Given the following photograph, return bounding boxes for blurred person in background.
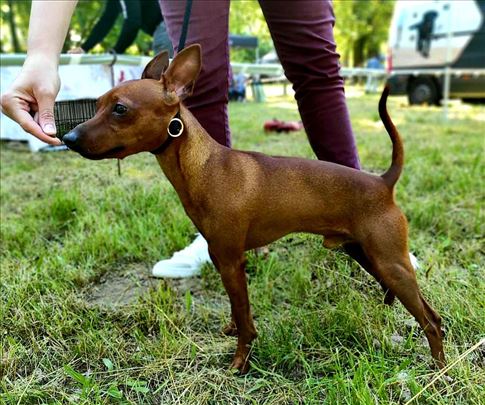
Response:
[69,0,173,56]
[365,54,384,94]
[229,71,247,102]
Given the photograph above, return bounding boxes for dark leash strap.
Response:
[151,0,192,156]
[108,50,123,176]
[178,0,193,51]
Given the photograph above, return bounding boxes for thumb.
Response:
[37,92,57,136]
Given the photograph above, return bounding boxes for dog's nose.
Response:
[62,130,80,149]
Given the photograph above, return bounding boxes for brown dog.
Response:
[62,44,445,374]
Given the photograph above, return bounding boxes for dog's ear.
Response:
[162,44,201,100]
[141,51,169,80]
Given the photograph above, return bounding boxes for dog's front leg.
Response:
[209,247,257,374]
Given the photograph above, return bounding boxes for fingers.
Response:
[21,109,61,145]
[1,65,62,145]
[36,91,57,136]
[1,91,62,145]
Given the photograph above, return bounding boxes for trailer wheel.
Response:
[408,78,440,106]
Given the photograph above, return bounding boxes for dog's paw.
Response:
[229,355,250,375]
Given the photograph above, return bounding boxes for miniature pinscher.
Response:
[62,44,445,374]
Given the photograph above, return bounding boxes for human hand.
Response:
[68,47,85,54]
[0,55,62,145]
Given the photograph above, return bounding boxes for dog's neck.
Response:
[154,104,224,207]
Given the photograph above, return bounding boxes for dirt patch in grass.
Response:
[84,263,206,309]
[84,264,157,309]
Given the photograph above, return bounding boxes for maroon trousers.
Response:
[160,0,360,169]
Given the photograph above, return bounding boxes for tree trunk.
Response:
[353,36,367,67]
[7,0,21,53]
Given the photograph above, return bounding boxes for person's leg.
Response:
[154,0,230,278]
[159,0,231,147]
[259,0,360,169]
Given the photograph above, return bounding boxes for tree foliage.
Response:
[229,1,272,62]
[0,0,394,65]
[334,0,395,66]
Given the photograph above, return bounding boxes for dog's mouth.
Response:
[77,145,126,160]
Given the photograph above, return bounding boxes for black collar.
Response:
[150,111,181,155]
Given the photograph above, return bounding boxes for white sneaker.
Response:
[409,252,420,270]
[152,234,211,278]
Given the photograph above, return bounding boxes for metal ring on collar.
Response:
[168,117,184,137]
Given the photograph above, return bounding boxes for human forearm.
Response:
[0,1,78,143]
[27,1,78,62]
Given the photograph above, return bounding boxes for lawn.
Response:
[1,87,484,404]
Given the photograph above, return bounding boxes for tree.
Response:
[0,0,30,53]
[6,0,20,52]
[333,0,395,67]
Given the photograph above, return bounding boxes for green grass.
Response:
[1,88,484,404]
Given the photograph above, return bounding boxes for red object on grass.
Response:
[264,119,304,133]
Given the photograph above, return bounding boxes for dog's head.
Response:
[62,44,202,159]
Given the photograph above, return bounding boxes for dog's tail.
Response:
[380,85,403,189]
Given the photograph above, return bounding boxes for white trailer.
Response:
[387,0,485,105]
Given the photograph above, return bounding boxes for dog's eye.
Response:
[113,103,128,115]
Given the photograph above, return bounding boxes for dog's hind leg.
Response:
[375,259,444,368]
[344,242,396,305]
[360,224,445,368]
